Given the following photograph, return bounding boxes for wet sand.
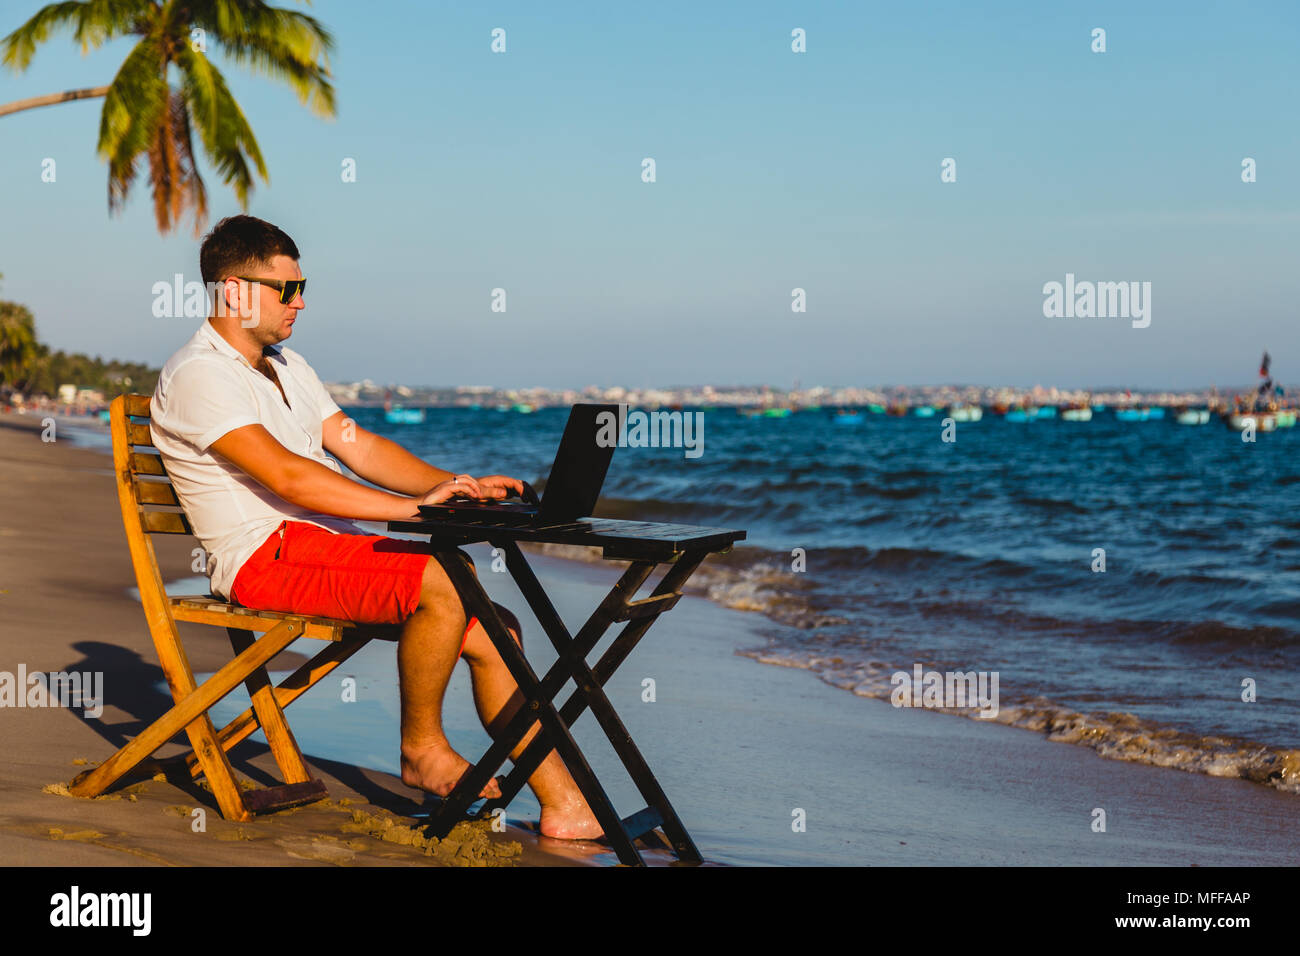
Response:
[1,414,1297,866]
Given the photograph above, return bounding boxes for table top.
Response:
[387,516,746,561]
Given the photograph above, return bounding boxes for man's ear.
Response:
[220,277,258,326]
[220,276,243,316]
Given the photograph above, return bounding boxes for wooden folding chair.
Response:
[68,394,402,820]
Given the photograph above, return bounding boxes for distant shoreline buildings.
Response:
[323,380,1256,411]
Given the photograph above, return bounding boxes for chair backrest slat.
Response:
[131,452,167,476]
[135,479,182,507]
[126,421,153,446]
[109,394,188,653]
[112,395,192,537]
[141,509,193,535]
[123,393,152,418]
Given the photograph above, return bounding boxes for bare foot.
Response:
[539,800,604,840]
[401,742,501,799]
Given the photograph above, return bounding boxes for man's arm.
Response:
[321,410,523,500]
[211,423,431,521]
[321,410,456,495]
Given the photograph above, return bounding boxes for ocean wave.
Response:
[519,531,1300,793]
[1020,496,1090,515]
[527,534,1299,649]
[736,646,1300,795]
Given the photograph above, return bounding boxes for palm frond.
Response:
[144,93,207,234]
[175,44,267,207]
[145,92,179,230]
[2,0,152,71]
[96,33,168,212]
[171,96,209,235]
[187,0,335,117]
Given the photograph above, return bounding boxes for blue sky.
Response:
[1,0,1297,389]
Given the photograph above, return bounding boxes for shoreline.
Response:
[3,422,1299,864]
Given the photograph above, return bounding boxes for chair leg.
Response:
[186,715,255,822]
[144,635,371,781]
[227,627,312,785]
[69,618,304,820]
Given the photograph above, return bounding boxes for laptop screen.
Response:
[540,403,619,520]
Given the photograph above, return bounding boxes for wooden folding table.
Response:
[387,515,745,866]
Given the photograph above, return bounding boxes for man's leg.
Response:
[460,616,603,840]
[367,545,598,836]
[397,555,502,800]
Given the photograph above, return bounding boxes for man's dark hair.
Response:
[199,215,300,286]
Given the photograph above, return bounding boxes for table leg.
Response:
[492,541,706,862]
[425,549,644,864]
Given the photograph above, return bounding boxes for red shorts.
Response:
[230,521,506,658]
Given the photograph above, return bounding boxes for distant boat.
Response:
[867,403,886,414]
[912,405,937,418]
[384,406,425,424]
[1146,406,1166,420]
[739,404,791,418]
[1114,408,1148,422]
[1175,408,1211,426]
[1035,405,1058,419]
[1060,406,1092,422]
[885,402,908,417]
[383,391,425,424]
[512,403,535,414]
[833,409,864,425]
[1091,403,1108,412]
[1225,412,1276,432]
[946,404,983,422]
[1221,352,1288,432]
[1004,406,1035,423]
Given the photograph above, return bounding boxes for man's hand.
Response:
[474,474,525,500]
[415,474,524,508]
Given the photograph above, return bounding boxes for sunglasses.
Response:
[235,276,306,304]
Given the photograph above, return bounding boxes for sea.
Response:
[353,404,1300,795]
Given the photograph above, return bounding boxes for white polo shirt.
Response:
[150,319,363,600]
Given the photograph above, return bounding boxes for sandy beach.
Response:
[1,414,1298,866]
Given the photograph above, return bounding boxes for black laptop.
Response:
[418,403,618,528]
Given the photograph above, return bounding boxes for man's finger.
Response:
[477,475,522,498]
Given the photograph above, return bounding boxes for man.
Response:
[150,215,600,840]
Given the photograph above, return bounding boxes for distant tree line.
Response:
[0,298,158,401]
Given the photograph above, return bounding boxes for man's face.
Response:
[227,254,304,347]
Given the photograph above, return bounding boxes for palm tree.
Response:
[0,1,336,235]
[0,301,41,390]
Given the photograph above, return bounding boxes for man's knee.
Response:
[417,554,466,613]
[461,603,524,661]
[494,604,523,645]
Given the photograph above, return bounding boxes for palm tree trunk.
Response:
[0,87,109,118]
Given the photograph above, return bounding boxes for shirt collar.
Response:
[196,320,284,369]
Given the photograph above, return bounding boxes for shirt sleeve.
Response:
[153,357,261,452]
